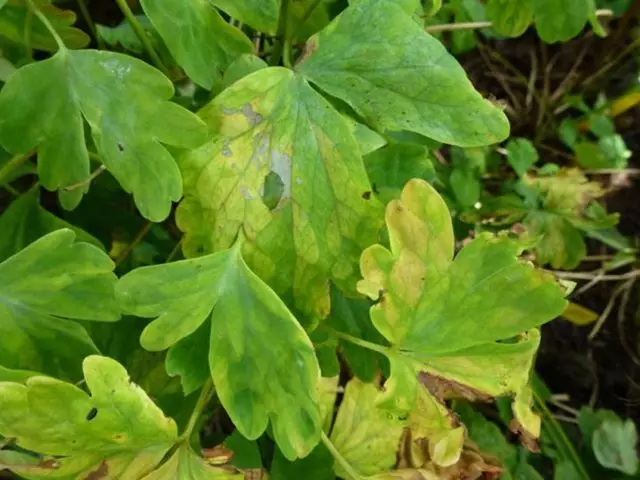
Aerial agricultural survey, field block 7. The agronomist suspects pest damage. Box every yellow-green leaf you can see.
[177,67,382,318]
[0,356,177,479]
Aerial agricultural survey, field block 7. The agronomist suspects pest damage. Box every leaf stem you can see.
[114,0,170,77]
[425,9,614,34]
[179,379,215,442]
[322,327,390,356]
[532,384,590,480]
[25,0,65,51]
[114,221,153,267]
[0,152,33,186]
[320,431,363,480]
[269,0,291,66]
[76,0,105,49]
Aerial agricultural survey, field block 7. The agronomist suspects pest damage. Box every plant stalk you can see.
[320,431,363,480]
[270,0,291,66]
[76,0,105,49]
[323,327,390,355]
[26,0,65,51]
[180,379,215,442]
[0,153,33,186]
[114,0,170,76]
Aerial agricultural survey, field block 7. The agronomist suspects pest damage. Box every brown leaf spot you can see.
[362,191,372,200]
[419,372,493,403]
[509,418,541,453]
[37,459,59,469]
[84,461,108,480]
[202,445,234,465]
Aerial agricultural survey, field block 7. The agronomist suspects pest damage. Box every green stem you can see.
[114,221,153,267]
[23,7,33,59]
[322,327,390,356]
[26,0,65,51]
[269,0,291,66]
[320,431,363,480]
[76,0,105,49]
[179,379,215,442]
[533,384,590,480]
[0,153,32,186]
[114,0,170,76]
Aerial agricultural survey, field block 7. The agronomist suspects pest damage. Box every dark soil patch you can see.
[459,20,640,425]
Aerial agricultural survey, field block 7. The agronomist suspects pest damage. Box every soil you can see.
[460,21,640,425]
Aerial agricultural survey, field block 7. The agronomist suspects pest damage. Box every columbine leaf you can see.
[327,286,388,382]
[177,67,381,318]
[0,187,102,262]
[0,49,208,221]
[212,0,328,40]
[297,0,509,147]
[330,379,406,477]
[97,16,161,55]
[365,144,436,204]
[533,0,591,43]
[212,0,279,34]
[357,179,567,436]
[142,445,242,479]
[271,443,334,480]
[116,241,322,460]
[486,0,533,37]
[506,138,539,177]
[0,0,89,51]
[140,0,252,89]
[0,229,119,379]
[0,356,177,479]
[593,417,639,475]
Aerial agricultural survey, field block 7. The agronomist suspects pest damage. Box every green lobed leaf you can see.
[593,417,639,475]
[212,0,279,34]
[327,286,388,382]
[506,138,539,177]
[0,0,89,52]
[97,16,160,55]
[116,241,322,460]
[140,0,252,89]
[271,443,334,480]
[0,49,208,221]
[357,179,567,436]
[486,0,533,37]
[297,0,509,147]
[533,0,592,43]
[0,356,178,479]
[0,229,119,379]
[365,144,436,204]
[0,187,102,262]
[176,66,382,319]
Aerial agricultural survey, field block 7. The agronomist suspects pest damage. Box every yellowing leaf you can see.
[116,241,322,460]
[0,49,208,221]
[330,379,405,477]
[357,179,567,438]
[297,0,509,147]
[140,0,252,89]
[142,445,242,479]
[177,67,381,318]
[562,301,599,326]
[0,356,177,479]
[0,187,102,262]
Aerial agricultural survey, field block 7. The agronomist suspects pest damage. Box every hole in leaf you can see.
[362,191,372,200]
[86,407,98,421]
